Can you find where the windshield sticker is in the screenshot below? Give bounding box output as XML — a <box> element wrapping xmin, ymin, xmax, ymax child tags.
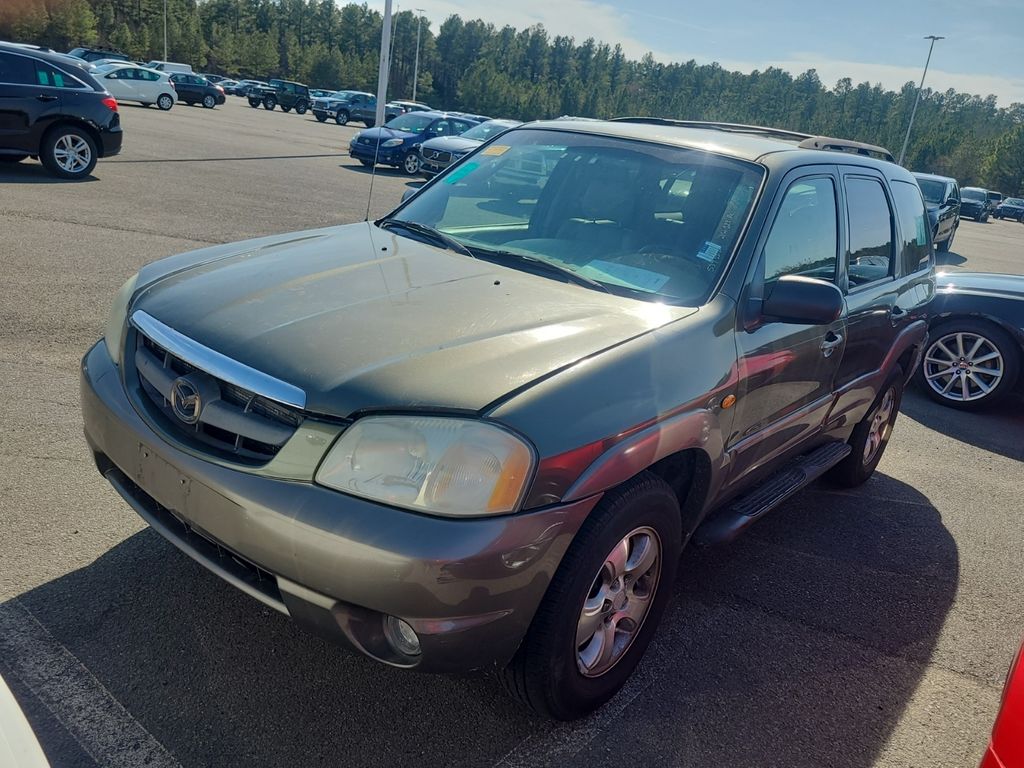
<box><xmin>580</xmin><ymin>260</ymin><xmax>670</xmax><ymax>292</ymax></box>
<box><xmin>481</xmin><ymin>144</ymin><xmax>510</xmax><ymax>156</ymax></box>
<box><xmin>442</xmin><ymin>162</ymin><xmax>479</xmax><ymax>184</ymax></box>
<box><xmin>695</xmin><ymin>241</ymin><xmax>722</xmax><ymax>264</ymax></box>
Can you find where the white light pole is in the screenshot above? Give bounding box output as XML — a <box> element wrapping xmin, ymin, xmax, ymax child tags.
<box><xmin>412</xmin><ymin>8</ymin><xmax>424</xmax><ymax>101</ymax></box>
<box><xmin>163</xmin><ymin>0</ymin><xmax>168</xmax><ymax>60</ymax></box>
<box><xmin>374</xmin><ymin>0</ymin><xmax>393</xmax><ymax>128</ymax></box>
<box><xmin>898</xmin><ymin>35</ymin><xmax>944</xmax><ymax>166</ymax></box>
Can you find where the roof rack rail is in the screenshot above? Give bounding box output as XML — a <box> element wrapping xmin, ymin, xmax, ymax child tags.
<box><xmin>610</xmin><ymin>117</ymin><xmax>813</xmax><ymax>142</ymax></box>
<box><xmin>796</xmin><ymin>136</ymin><xmax>895</xmax><ymax>163</ymax></box>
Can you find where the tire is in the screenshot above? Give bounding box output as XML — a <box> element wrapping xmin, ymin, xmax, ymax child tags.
<box><xmin>334</xmin><ymin>110</ymin><xmax>349</xmax><ymax>126</ymax></box>
<box><xmin>157</xmin><ymin>93</ymin><xmax>174</xmax><ymax>111</ymax></box>
<box><xmin>282</xmin><ymin>105</ymin><xmax>292</xmax><ymax>113</ymax></box>
<box><xmin>295</xmin><ymin>101</ymin><xmax>308</xmax><ymax>115</ymax></box>
<box><xmin>263</xmin><ymin>97</ymin><xmax>276</xmax><ymax>111</ymax></box>
<box><xmin>402</xmin><ymin>151</ymin><xmax>421</xmax><ymax>175</ymax></box>
<box><xmin>364</xmin><ymin>119</ymin><xmax>375</xmax><ymax>128</ymax></box>
<box><xmin>40</xmin><ymin>125</ymin><xmax>98</xmax><ymax>180</ymax></box>
<box><xmin>500</xmin><ymin>471</ymin><xmax>681</xmax><ymax>720</ymax></box>
<box><xmin>914</xmin><ymin>319</ymin><xmax>1020</xmax><ymax>411</ymax></box>
<box><xmin>936</xmin><ymin>224</ymin><xmax>955</xmax><ymax>253</ymax></box>
<box><xmin>202</xmin><ymin>94</ymin><xmax>216</xmax><ymax>109</ymax></box>
<box><xmin>827</xmin><ymin>366</ymin><xmax>904</xmax><ymax>488</ymax></box>
<box><xmin>248</xmin><ymin>99</ymin><xmax>260</xmax><ymax>108</ymax></box>
<box><xmin>315</xmin><ymin>113</ymin><xmax>327</xmax><ymax>122</ymax></box>
<box><xmin>0</xmin><ymin>155</ymin><xmax>28</xmax><ymax>163</ymax></box>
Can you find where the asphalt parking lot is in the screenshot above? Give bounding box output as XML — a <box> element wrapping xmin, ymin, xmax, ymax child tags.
<box><xmin>1</xmin><ymin>98</ymin><xmax>1022</xmax><ymax>768</ymax></box>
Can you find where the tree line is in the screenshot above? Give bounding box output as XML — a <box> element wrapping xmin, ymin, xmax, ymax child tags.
<box><xmin>2</xmin><ymin>0</ymin><xmax>1022</xmax><ymax>194</ymax></box>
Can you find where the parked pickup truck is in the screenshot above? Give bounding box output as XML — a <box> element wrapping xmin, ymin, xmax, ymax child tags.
<box><xmin>310</xmin><ymin>90</ymin><xmax>401</xmax><ymax>126</ymax></box>
<box><xmin>84</xmin><ymin>118</ymin><xmax>932</xmax><ymax>722</ymax></box>
<box><xmin>247</xmin><ymin>79</ymin><xmax>310</xmax><ymax>113</ymax></box>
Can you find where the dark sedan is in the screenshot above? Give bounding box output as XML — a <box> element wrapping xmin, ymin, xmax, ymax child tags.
<box><xmin>0</xmin><ymin>42</ymin><xmax>122</xmax><ymax>179</ymax></box>
<box><xmin>169</xmin><ymin>73</ymin><xmax>225</xmax><ymax>108</ymax></box>
<box><xmin>994</xmin><ymin>197</ymin><xmax>1024</xmax><ymax>222</ymax></box>
<box><xmin>916</xmin><ymin>272</ymin><xmax>1023</xmax><ymax>409</ymax></box>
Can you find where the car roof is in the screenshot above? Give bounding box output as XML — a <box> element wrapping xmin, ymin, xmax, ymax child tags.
<box><xmin>0</xmin><ymin>41</ymin><xmax>100</xmax><ymax>86</ymax></box>
<box><xmin>912</xmin><ymin>172</ymin><xmax>957</xmax><ymax>183</ymax></box>
<box><xmin>518</xmin><ymin>118</ymin><xmax>905</xmax><ymax>173</ymax></box>
<box><xmin>961</xmin><ymin>186</ymin><xmax>987</xmax><ymax>192</ymax></box>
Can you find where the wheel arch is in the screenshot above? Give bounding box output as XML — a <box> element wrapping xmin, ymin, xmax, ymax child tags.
<box><xmin>929</xmin><ymin>310</ymin><xmax>1024</xmax><ymax>350</ymax></box>
<box><xmin>40</xmin><ymin>118</ymin><xmax>104</xmax><ymax>158</ymax></box>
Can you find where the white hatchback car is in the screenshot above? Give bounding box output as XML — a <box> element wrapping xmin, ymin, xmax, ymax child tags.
<box><xmin>93</xmin><ymin>64</ymin><xmax>177</xmax><ymax>110</ymax></box>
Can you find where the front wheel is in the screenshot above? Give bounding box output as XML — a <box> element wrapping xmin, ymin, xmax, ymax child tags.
<box><xmin>248</xmin><ymin>98</ymin><xmax>260</xmax><ymax>108</ymax></box>
<box><xmin>295</xmin><ymin>101</ymin><xmax>308</xmax><ymax>115</ymax></box>
<box><xmin>281</xmin><ymin>105</ymin><xmax>292</xmax><ymax>113</ymax></box>
<box><xmin>936</xmin><ymin>225</ymin><xmax>955</xmax><ymax>253</ymax></box>
<box><xmin>202</xmin><ymin>94</ymin><xmax>216</xmax><ymax>109</ymax></box>
<box><xmin>402</xmin><ymin>152</ymin><xmax>421</xmax><ymax>175</ymax></box>
<box><xmin>157</xmin><ymin>93</ymin><xmax>174</xmax><ymax>111</ymax></box>
<box><xmin>334</xmin><ymin>110</ymin><xmax>350</xmax><ymax>126</ymax></box>
<box><xmin>263</xmin><ymin>97</ymin><xmax>276</xmax><ymax>110</ymax></box>
<box><xmin>500</xmin><ymin>472</ymin><xmax>681</xmax><ymax>720</ymax></box>
<box><xmin>915</xmin><ymin>319</ymin><xmax>1020</xmax><ymax>410</ymax></box>
<box><xmin>40</xmin><ymin>126</ymin><xmax>97</xmax><ymax>180</ymax></box>
<box><xmin>315</xmin><ymin>113</ymin><xmax>327</xmax><ymax>122</ymax></box>
<box><xmin>827</xmin><ymin>366</ymin><xmax>904</xmax><ymax>488</ymax></box>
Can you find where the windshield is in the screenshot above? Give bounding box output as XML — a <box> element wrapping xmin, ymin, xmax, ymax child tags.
<box><xmin>395</xmin><ymin>128</ymin><xmax>764</xmax><ymax>305</ymax></box>
<box><xmin>916</xmin><ymin>179</ymin><xmax>947</xmax><ymax>204</ymax></box>
<box><xmin>463</xmin><ymin>122</ymin><xmax>515</xmax><ymax>141</ymax></box>
<box><xmin>385</xmin><ymin>113</ymin><xmax>435</xmax><ymax>133</ymax></box>
<box><xmin>1005</xmin><ymin>198</ymin><xmax>1024</xmax><ymax>206</ymax></box>
<box><xmin>961</xmin><ymin>188</ymin><xmax>986</xmax><ymax>201</ymax></box>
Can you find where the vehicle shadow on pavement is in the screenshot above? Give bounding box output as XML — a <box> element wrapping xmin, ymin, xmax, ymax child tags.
<box><xmin>0</xmin><ymin>164</ymin><xmax>99</xmax><ymax>184</ymax></box>
<box><xmin>900</xmin><ymin>387</ymin><xmax>1024</xmax><ymax>462</ymax></box>
<box><xmin>934</xmin><ymin>250</ymin><xmax>967</xmax><ymax>268</ymax></box>
<box><xmin>4</xmin><ymin>473</ymin><xmax>956</xmax><ymax>768</ymax></box>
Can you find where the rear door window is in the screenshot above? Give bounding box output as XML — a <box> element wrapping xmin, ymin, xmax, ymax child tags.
<box><xmin>0</xmin><ymin>52</ymin><xmax>37</xmax><ymax>85</ymax></box>
<box><xmin>844</xmin><ymin>176</ymin><xmax>894</xmax><ymax>287</ymax></box>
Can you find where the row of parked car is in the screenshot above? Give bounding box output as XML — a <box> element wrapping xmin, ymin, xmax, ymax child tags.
<box><xmin>910</xmin><ymin>172</ymin><xmax>1022</xmax><ymax>255</ymax></box>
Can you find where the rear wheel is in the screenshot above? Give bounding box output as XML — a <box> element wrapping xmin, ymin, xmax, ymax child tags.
<box><xmin>282</xmin><ymin>105</ymin><xmax>292</xmax><ymax>113</ymax></box>
<box><xmin>202</xmin><ymin>94</ymin><xmax>216</xmax><ymax>109</ymax></box>
<box><xmin>157</xmin><ymin>93</ymin><xmax>174</xmax><ymax>111</ymax></box>
<box><xmin>915</xmin><ymin>319</ymin><xmax>1020</xmax><ymax>410</ymax></box>
<box><xmin>40</xmin><ymin>126</ymin><xmax>97</xmax><ymax>180</ymax></box>
<box><xmin>500</xmin><ymin>472</ymin><xmax>681</xmax><ymax>720</ymax></box>
<box><xmin>334</xmin><ymin>110</ymin><xmax>349</xmax><ymax>126</ymax></box>
<box><xmin>827</xmin><ymin>366</ymin><xmax>903</xmax><ymax>488</ymax></box>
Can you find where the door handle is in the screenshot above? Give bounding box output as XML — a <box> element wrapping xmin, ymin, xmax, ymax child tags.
<box><xmin>890</xmin><ymin>306</ymin><xmax>908</xmax><ymax>324</ymax></box>
<box><xmin>821</xmin><ymin>332</ymin><xmax>843</xmax><ymax>357</ymax></box>
<box><xmin>36</xmin><ymin>94</ymin><xmax>58</xmax><ymax>102</ymax></box>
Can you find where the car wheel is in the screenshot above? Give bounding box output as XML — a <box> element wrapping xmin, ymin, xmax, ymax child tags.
<box><xmin>364</xmin><ymin>119</ymin><xmax>376</xmax><ymax>128</ymax></box>
<box><xmin>334</xmin><ymin>110</ymin><xmax>349</xmax><ymax>126</ymax></box>
<box><xmin>157</xmin><ymin>94</ymin><xmax>174</xmax><ymax>111</ymax></box>
<box><xmin>263</xmin><ymin>97</ymin><xmax>276</xmax><ymax>110</ymax></box>
<box><xmin>295</xmin><ymin>102</ymin><xmax>308</xmax><ymax>115</ymax></box>
<box><xmin>202</xmin><ymin>94</ymin><xmax>216</xmax><ymax>109</ymax></box>
<box><xmin>402</xmin><ymin>152</ymin><xmax>421</xmax><ymax>175</ymax></box>
<box><xmin>915</xmin><ymin>319</ymin><xmax>1020</xmax><ymax>410</ymax></box>
<box><xmin>936</xmin><ymin>225</ymin><xmax>955</xmax><ymax>253</ymax></box>
<box><xmin>248</xmin><ymin>99</ymin><xmax>260</xmax><ymax>108</ymax></box>
<box><xmin>282</xmin><ymin>105</ymin><xmax>292</xmax><ymax>113</ymax></box>
<box><xmin>40</xmin><ymin>126</ymin><xmax>98</xmax><ymax>180</ymax></box>
<box><xmin>500</xmin><ymin>471</ymin><xmax>681</xmax><ymax>720</ymax></box>
<box><xmin>0</xmin><ymin>155</ymin><xmax>28</xmax><ymax>163</ymax></box>
<box><xmin>826</xmin><ymin>366</ymin><xmax>904</xmax><ymax>488</ymax></box>
<box><xmin>315</xmin><ymin>113</ymin><xmax>327</xmax><ymax>122</ymax></box>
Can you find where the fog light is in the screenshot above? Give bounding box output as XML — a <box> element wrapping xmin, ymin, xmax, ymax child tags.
<box><xmin>384</xmin><ymin>616</ymin><xmax>421</xmax><ymax>656</ymax></box>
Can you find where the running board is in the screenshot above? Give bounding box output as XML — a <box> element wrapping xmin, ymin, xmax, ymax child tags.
<box><xmin>692</xmin><ymin>441</ymin><xmax>852</xmax><ymax>546</ymax></box>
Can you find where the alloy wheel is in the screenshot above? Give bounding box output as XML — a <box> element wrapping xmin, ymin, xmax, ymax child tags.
<box><xmin>923</xmin><ymin>331</ymin><xmax>1004</xmax><ymax>403</ymax></box>
<box><xmin>403</xmin><ymin>153</ymin><xmax>421</xmax><ymax>175</ymax></box>
<box><xmin>863</xmin><ymin>386</ymin><xmax>896</xmax><ymax>465</ymax></box>
<box><xmin>576</xmin><ymin>526</ymin><xmax>661</xmax><ymax>678</ymax></box>
<box><xmin>53</xmin><ymin>134</ymin><xmax>92</xmax><ymax>174</ymax></box>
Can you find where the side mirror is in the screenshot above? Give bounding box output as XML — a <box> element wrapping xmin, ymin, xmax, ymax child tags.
<box><xmin>945</xmin><ymin>197</ymin><xmax>959</xmax><ymax>206</ymax></box>
<box><xmin>762</xmin><ymin>275</ymin><xmax>844</xmax><ymax>325</ymax></box>
<box><xmin>401</xmin><ymin>187</ymin><xmax>418</xmax><ymax>203</ymax></box>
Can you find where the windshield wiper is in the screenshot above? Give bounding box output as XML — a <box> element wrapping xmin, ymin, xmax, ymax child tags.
<box><xmin>472</xmin><ymin>248</ymin><xmax>611</xmax><ymax>294</ymax></box>
<box><xmin>376</xmin><ymin>218</ymin><xmax>476</xmax><ymax>259</ymax></box>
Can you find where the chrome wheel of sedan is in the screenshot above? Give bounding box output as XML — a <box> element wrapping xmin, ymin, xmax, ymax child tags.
<box><xmin>923</xmin><ymin>331</ymin><xmax>1004</xmax><ymax>403</ymax></box>
<box><xmin>576</xmin><ymin>526</ymin><xmax>661</xmax><ymax>678</ymax></box>
<box><xmin>53</xmin><ymin>134</ymin><xmax>91</xmax><ymax>174</ymax></box>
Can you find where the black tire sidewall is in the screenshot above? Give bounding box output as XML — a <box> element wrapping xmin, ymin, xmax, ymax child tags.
<box><xmin>915</xmin><ymin>319</ymin><xmax>1021</xmax><ymax>410</ymax></box>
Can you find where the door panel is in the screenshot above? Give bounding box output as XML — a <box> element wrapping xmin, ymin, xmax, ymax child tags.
<box><xmin>727</xmin><ymin>168</ymin><xmax>847</xmax><ymax>489</ymax></box>
<box><xmin>0</xmin><ymin>52</ymin><xmax>48</xmax><ymax>149</ymax></box>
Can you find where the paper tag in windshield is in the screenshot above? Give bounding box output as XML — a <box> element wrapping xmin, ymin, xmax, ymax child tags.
<box><xmin>695</xmin><ymin>241</ymin><xmax>722</xmax><ymax>264</ymax></box>
<box><xmin>481</xmin><ymin>145</ymin><xmax>510</xmax><ymax>156</ymax></box>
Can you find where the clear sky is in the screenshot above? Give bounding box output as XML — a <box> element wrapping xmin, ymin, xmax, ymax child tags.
<box><xmin>378</xmin><ymin>0</ymin><xmax>1024</xmax><ymax>105</ymax></box>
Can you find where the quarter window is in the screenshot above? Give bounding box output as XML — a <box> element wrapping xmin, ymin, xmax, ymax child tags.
<box><xmin>845</xmin><ymin>177</ymin><xmax>894</xmax><ymax>287</ymax></box>
<box><xmin>0</xmin><ymin>52</ymin><xmax>36</xmax><ymax>85</ymax></box>
<box><xmin>35</xmin><ymin>63</ymin><xmax>86</xmax><ymax>89</ymax></box>
<box><xmin>890</xmin><ymin>180</ymin><xmax>932</xmax><ymax>274</ymax></box>
<box><xmin>763</xmin><ymin>177</ymin><xmax>839</xmax><ymax>284</ymax></box>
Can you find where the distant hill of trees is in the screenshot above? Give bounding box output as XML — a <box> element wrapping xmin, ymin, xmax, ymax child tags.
<box><xmin>3</xmin><ymin>0</ymin><xmax>1022</xmax><ymax>194</ymax></box>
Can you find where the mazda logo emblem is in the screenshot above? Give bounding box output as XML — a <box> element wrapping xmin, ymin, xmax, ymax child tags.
<box><xmin>170</xmin><ymin>377</ymin><xmax>203</xmax><ymax>425</ymax></box>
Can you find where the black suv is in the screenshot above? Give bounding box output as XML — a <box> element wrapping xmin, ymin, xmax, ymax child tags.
<box><xmin>912</xmin><ymin>172</ymin><xmax>960</xmax><ymax>252</ymax></box>
<box><xmin>0</xmin><ymin>42</ymin><xmax>123</xmax><ymax>179</ymax></box>
<box><xmin>169</xmin><ymin>73</ymin><xmax>225</xmax><ymax>109</ymax></box>
<box><xmin>85</xmin><ymin>119</ymin><xmax>932</xmax><ymax>720</ymax></box>
<box><xmin>960</xmin><ymin>187</ymin><xmax>991</xmax><ymax>221</ymax></box>
<box><xmin>247</xmin><ymin>79</ymin><xmax>309</xmax><ymax>113</ymax></box>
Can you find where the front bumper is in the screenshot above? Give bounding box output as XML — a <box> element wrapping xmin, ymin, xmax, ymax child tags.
<box><xmin>349</xmin><ymin>143</ymin><xmax>403</xmax><ymax>165</ymax></box>
<box><xmin>81</xmin><ymin>341</ymin><xmax>598</xmax><ymax>671</ymax></box>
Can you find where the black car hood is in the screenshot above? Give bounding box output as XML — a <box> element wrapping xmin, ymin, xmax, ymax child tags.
<box><xmin>133</xmin><ymin>223</ymin><xmax>692</xmax><ymax>416</ymax></box>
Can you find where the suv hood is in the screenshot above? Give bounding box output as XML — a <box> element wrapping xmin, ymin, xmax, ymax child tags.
<box><xmin>132</xmin><ymin>223</ymin><xmax>692</xmax><ymax>416</ymax></box>
<box><xmin>421</xmin><ymin>136</ymin><xmax>482</xmax><ymax>153</ymax></box>
<box><xmin>937</xmin><ymin>271</ymin><xmax>1024</xmax><ymax>299</ymax></box>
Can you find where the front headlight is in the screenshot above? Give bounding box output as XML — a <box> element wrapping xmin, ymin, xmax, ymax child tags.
<box><xmin>381</xmin><ymin>138</ymin><xmax>403</xmax><ymax>148</ymax></box>
<box><xmin>103</xmin><ymin>273</ymin><xmax>138</xmax><ymax>365</ymax></box>
<box><xmin>315</xmin><ymin>416</ymin><xmax>535</xmax><ymax>517</ymax></box>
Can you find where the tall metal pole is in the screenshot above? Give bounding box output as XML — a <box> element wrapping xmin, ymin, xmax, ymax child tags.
<box><xmin>898</xmin><ymin>35</ymin><xmax>944</xmax><ymax>166</ymax></box>
<box><xmin>412</xmin><ymin>9</ymin><xmax>424</xmax><ymax>101</ymax></box>
<box><xmin>374</xmin><ymin>0</ymin><xmax>393</xmax><ymax>128</ymax></box>
<box><xmin>163</xmin><ymin>0</ymin><xmax>168</xmax><ymax>60</ymax></box>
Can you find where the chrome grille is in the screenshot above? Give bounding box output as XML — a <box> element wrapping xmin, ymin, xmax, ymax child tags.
<box><xmin>134</xmin><ymin>330</ymin><xmax>304</xmax><ymax>463</ymax></box>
